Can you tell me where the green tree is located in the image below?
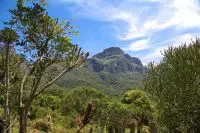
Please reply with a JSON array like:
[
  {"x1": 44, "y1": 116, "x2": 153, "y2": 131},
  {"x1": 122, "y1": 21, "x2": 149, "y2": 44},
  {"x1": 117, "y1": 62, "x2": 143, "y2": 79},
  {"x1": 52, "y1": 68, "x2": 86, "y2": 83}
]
[
  {"x1": 34, "y1": 94, "x2": 61, "y2": 110},
  {"x1": 3, "y1": 0, "x2": 89, "y2": 132},
  {"x1": 145, "y1": 39, "x2": 200, "y2": 132},
  {"x1": 61, "y1": 87, "x2": 110, "y2": 132},
  {"x1": 105, "y1": 101, "x2": 132, "y2": 133},
  {"x1": 61, "y1": 87, "x2": 106, "y2": 116},
  {"x1": 0, "y1": 28, "x2": 20, "y2": 133},
  {"x1": 122, "y1": 89, "x2": 157, "y2": 133}
]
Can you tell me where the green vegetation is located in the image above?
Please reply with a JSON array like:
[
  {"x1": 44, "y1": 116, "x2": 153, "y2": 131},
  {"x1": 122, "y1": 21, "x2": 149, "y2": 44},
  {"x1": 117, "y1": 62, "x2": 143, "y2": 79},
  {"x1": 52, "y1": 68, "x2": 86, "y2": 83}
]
[
  {"x1": 56, "y1": 47, "x2": 145, "y2": 96},
  {"x1": 0, "y1": 0, "x2": 200, "y2": 133},
  {"x1": 145, "y1": 40, "x2": 200, "y2": 132},
  {"x1": 0, "y1": 0, "x2": 88, "y2": 132}
]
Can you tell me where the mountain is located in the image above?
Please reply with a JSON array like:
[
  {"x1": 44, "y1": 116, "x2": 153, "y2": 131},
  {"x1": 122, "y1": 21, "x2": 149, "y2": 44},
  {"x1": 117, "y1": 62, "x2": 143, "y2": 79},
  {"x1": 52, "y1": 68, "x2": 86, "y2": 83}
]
[
  {"x1": 87, "y1": 47, "x2": 145, "y2": 73},
  {"x1": 56, "y1": 47, "x2": 146, "y2": 96}
]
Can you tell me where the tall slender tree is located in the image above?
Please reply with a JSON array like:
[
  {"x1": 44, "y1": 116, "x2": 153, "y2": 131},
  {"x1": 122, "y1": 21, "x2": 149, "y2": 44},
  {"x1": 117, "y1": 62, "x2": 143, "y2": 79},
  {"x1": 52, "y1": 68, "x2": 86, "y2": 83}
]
[
  {"x1": 0, "y1": 28, "x2": 19, "y2": 133},
  {"x1": 3, "y1": 0, "x2": 89, "y2": 132}
]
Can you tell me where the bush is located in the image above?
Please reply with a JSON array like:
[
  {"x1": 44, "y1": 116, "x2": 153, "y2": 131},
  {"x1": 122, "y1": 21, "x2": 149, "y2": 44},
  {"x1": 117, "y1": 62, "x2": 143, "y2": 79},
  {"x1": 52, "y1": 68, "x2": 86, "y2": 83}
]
[
  {"x1": 142, "y1": 126, "x2": 150, "y2": 133},
  {"x1": 35, "y1": 94, "x2": 61, "y2": 110},
  {"x1": 145, "y1": 39, "x2": 200, "y2": 132},
  {"x1": 33, "y1": 119, "x2": 52, "y2": 132}
]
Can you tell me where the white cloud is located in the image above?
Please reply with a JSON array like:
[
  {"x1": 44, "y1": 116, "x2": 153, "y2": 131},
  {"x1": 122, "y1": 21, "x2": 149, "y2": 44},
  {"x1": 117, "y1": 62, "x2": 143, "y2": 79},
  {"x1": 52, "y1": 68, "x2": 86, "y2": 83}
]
[
  {"x1": 123, "y1": 38, "x2": 150, "y2": 51},
  {"x1": 119, "y1": 0, "x2": 200, "y2": 41},
  {"x1": 59, "y1": 0, "x2": 132, "y2": 22},
  {"x1": 57, "y1": 0, "x2": 200, "y2": 64},
  {"x1": 140, "y1": 33, "x2": 198, "y2": 64},
  {"x1": 166, "y1": 0, "x2": 200, "y2": 29},
  {"x1": 58, "y1": 0, "x2": 200, "y2": 38}
]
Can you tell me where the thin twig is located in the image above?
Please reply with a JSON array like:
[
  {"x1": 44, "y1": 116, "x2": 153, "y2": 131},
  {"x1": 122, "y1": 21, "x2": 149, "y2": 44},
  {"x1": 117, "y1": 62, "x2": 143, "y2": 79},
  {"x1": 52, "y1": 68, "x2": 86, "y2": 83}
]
[
  {"x1": 0, "y1": 83, "x2": 3, "y2": 87},
  {"x1": 3, "y1": 116, "x2": 17, "y2": 133},
  {"x1": 34, "y1": 66, "x2": 72, "y2": 97}
]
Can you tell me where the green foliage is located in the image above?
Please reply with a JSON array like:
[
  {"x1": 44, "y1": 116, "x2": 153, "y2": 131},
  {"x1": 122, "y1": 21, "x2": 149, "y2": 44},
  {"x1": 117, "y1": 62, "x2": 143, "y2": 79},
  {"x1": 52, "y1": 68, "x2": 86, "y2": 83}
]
[
  {"x1": 0, "y1": 1, "x2": 151, "y2": 133},
  {"x1": 6, "y1": 0, "x2": 89, "y2": 105},
  {"x1": 122, "y1": 89, "x2": 153, "y2": 112},
  {"x1": 56, "y1": 69, "x2": 144, "y2": 97},
  {"x1": 9, "y1": 2, "x2": 89, "y2": 64},
  {"x1": 33, "y1": 119, "x2": 52, "y2": 132},
  {"x1": 60, "y1": 86, "x2": 156, "y2": 132},
  {"x1": 61, "y1": 87, "x2": 106, "y2": 116},
  {"x1": 1, "y1": 0, "x2": 89, "y2": 132},
  {"x1": 105, "y1": 101, "x2": 134, "y2": 128},
  {"x1": 44, "y1": 84, "x2": 66, "y2": 98},
  {"x1": 0, "y1": 27, "x2": 18, "y2": 44},
  {"x1": 56, "y1": 68, "x2": 105, "y2": 91},
  {"x1": 145, "y1": 39, "x2": 200, "y2": 132},
  {"x1": 56, "y1": 47, "x2": 145, "y2": 97},
  {"x1": 0, "y1": 34, "x2": 24, "y2": 117},
  {"x1": 121, "y1": 89, "x2": 158, "y2": 132},
  {"x1": 0, "y1": 107, "x2": 3, "y2": 118},
  {"x1": 34, "y1": 94, "x2": 61, "y2": 110}
]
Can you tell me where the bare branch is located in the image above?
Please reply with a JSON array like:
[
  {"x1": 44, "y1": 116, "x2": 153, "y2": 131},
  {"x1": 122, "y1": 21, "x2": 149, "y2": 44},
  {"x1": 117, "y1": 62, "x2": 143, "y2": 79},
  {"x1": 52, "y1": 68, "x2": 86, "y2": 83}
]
[
  {"x1": 3, "y1": 116, "x2": 17, "y2": 133},
  {"x1": 0, "y1": 83, "x2": 3, "y2": 87},
  {"x1": 20, "y1": 67, "x2": 29, "y2": 107},
  {"x1": 34, "y1": 66, "x2": 72, "y2": 97},
  {"x1": 8, "y1": 84, "x2": 13, "y2": 89},
  {"x1": 34, "y1": 52, "x2": 88, "y2": 97}
]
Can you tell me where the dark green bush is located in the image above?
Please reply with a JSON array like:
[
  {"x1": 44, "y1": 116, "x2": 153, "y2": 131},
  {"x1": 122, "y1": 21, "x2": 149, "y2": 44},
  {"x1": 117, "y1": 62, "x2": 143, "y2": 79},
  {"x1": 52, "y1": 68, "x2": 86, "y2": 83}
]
[{"x1": 34, "y1": 94, "x2": 61, "y2": 110}]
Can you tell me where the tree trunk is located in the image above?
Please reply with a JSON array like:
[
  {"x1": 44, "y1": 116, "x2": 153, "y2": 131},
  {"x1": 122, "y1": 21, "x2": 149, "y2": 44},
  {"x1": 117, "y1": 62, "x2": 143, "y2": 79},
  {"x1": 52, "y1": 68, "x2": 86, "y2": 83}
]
[
  {"x1": 4, "y1": 43, "x2": 10, "y2": 133},
  {"x1": 120, "y1": 128, "x2": 125, "y2": 133},
  {"x1": 0, "y1": 119, "x2": 4, "y2": 133},
  {"x1": 19, "y1": 107, "x2": 28, "y2": 133},
  {"x1": 115, "y1": 128, "x2": 119, "y2": 133},
  {"x1": 108, "y1": 126, "x2": 114, "y2": 133},
  {"x1": 150, "y1": 123, "x2": 157, "y2": 133},
  {"x1": 130, "y1": 126, "x2": 135, "y2": 133},
  {"x1": 89, "y1": 127, "x2": 93, "y2": 133},
  {"x1": 136, "y1": 126, "x2": 141, "y2": 133}
]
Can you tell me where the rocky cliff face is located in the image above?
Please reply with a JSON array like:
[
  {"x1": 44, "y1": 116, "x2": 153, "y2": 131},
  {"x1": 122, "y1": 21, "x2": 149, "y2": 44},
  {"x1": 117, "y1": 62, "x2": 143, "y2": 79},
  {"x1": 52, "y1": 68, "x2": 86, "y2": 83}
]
[{"x1": 87, "y1": 47, "x2": 145, "y2": 74}]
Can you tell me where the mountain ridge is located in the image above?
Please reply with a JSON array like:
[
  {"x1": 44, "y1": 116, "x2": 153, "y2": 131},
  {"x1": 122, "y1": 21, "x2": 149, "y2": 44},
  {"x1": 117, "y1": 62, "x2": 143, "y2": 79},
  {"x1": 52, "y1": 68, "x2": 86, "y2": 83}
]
[
  {"x1": 86, "y1": 47, "x2": 145, "y2": 73},
  {"x1": 56, "y1": 47, "x2": 146, "y2": 96}
]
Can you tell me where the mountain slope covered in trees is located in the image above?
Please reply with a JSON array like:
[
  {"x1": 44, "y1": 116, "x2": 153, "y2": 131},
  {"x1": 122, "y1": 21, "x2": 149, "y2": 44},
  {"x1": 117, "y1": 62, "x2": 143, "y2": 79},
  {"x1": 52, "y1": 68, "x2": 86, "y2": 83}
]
[{"x1": 56, "y1": 47, "x2": 146, "y2": 95}]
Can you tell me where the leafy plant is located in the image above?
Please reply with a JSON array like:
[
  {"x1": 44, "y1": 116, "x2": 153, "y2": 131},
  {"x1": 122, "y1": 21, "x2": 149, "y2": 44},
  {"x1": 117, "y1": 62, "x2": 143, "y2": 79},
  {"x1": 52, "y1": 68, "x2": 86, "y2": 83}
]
[{"x1": 145, "y1": 39, "x2": 200, "y2": 132}]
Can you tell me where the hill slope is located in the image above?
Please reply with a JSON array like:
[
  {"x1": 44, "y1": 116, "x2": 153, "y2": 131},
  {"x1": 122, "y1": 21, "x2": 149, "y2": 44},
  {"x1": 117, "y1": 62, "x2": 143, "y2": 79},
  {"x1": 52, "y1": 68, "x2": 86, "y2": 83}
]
[{"x1": 56, "y1": 47, "x2": 146, "y2": 96}]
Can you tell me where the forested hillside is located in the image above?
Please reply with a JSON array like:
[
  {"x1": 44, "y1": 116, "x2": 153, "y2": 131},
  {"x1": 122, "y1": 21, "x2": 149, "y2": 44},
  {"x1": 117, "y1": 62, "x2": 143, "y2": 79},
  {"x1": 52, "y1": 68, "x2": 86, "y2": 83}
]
[{"x1": 56, "y1": 47, "x2": 146, "y2": 96}]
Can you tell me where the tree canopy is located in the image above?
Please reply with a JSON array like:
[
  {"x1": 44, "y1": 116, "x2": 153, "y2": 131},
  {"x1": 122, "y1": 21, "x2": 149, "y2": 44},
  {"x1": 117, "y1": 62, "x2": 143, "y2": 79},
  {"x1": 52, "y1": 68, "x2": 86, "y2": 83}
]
[{"x1": 145, "y1": 39, "x2": 200, "y2": 132}]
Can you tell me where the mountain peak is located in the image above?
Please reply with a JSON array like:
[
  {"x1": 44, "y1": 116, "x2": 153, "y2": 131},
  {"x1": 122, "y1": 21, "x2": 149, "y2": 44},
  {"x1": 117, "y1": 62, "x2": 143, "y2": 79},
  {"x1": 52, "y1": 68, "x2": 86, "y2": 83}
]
[
  {"x1": 103, "y1": 47, "x2": 124, "y2": 55},
  {"x1": 87, "y1": 47, "x2": 146, "y2": 74},
  {"x1": 93, "y1": 47, "x2": 124, "y2": 58},
  {"x1": 56, "y1": 47, "x2": 146, "y2": 93}
]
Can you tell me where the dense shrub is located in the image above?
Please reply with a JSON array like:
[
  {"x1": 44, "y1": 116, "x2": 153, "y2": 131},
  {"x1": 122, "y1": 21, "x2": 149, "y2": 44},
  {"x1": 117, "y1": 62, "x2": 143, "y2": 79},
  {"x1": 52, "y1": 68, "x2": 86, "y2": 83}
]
[
  {"x1": 35, "y1": 94, "x2": 61, "y2": 110},
  {"x1": 145, "y1": 39, "x2": 200, "y2": 132},
  {"x1": 33, "y1": 119, "x2": 52, "y2": 132}
]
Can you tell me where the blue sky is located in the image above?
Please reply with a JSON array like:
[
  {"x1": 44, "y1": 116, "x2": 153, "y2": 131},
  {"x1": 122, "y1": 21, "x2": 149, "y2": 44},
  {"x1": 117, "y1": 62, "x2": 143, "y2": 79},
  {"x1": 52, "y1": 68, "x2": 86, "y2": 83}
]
[{"x1": 1, "y1": 0, "x2": 200, "y2": 64}]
